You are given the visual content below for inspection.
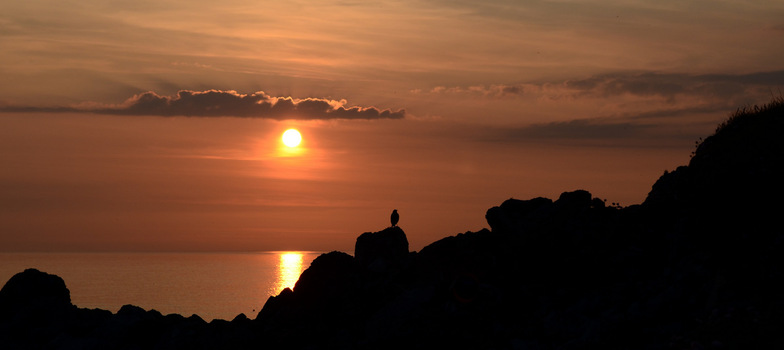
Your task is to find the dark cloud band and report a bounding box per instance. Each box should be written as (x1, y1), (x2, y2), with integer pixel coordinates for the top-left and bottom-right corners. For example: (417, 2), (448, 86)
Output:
(1, 90), (406, 120)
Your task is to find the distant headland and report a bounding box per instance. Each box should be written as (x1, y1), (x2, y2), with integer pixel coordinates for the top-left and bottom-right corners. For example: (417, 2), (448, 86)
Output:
(2, 98), (783, 348)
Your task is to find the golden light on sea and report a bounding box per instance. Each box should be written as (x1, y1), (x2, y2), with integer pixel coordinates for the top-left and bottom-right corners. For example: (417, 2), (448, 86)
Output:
(274, 252), (304, 293)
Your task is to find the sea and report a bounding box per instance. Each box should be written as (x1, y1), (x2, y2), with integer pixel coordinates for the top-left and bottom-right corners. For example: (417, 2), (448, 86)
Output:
(0, 251), (325, 322)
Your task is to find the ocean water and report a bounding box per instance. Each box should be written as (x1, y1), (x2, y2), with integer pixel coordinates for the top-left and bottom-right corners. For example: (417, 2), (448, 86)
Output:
(0, 252), (325, 321)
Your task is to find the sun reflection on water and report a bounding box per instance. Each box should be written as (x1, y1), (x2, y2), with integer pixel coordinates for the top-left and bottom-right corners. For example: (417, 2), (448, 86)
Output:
(273, 252), (304, 294)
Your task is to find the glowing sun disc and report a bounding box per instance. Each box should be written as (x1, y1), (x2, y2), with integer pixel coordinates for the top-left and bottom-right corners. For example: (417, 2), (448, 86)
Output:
(282, 129), (302, 147)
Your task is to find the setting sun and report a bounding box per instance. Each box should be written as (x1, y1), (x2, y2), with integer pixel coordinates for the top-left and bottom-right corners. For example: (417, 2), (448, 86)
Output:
(282, 129), (302, 147)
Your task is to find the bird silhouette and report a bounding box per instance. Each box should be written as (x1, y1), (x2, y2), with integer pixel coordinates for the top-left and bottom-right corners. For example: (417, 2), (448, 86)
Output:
(390, 209), (399, 227)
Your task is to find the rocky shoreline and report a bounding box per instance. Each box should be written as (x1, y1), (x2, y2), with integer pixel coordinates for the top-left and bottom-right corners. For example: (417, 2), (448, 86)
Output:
(2, 99), (783, 349)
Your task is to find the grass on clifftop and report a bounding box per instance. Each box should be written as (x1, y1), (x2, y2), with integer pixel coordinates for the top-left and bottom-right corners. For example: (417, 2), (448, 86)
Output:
(716, 95), (784, 134)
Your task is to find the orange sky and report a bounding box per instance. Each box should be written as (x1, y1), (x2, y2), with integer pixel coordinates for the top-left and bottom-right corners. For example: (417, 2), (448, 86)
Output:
(1, 0), (783, 252)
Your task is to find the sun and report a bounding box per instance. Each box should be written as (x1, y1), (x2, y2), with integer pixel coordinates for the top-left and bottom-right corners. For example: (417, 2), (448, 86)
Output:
(281, 129), (302, 147)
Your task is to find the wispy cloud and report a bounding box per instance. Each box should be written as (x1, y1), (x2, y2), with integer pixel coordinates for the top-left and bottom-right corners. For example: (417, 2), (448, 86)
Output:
(502, 119), (651, 140)
(412, 70), (783, 127)
(421, 71), (784, 101)
(443, 70), (784, 145)
(0, 90), (406, 120)
(564, 71), (784, 100)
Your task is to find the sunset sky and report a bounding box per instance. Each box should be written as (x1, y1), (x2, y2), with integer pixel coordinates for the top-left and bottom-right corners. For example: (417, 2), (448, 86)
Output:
(1, 0), (783, 252)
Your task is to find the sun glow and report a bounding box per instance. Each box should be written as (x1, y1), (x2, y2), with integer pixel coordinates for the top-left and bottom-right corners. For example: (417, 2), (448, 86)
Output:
(282, 129), (302, 147)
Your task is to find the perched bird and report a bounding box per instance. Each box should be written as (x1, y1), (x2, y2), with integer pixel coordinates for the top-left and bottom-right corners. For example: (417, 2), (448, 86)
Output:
(391, 209), (399, 227)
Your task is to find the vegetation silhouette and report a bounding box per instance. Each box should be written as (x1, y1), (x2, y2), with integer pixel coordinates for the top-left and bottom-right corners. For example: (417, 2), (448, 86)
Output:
(1, 98), (783, 349)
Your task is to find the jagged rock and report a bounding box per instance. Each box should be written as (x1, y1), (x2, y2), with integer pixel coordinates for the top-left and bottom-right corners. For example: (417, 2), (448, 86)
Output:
(555, 189), (592, 209)
(258, 252), (361, 330)
(643, 165), (690, 211)
(293, 251), (358, 303)
(645, 98), (784, 213)
(231, 313), (249, 323)
(0, 267), (76, 341)
(354, 226), (409, 267)
(485, 197), (553, 232)
(0, 269), (76, 348)
(254, 251), (365, 348)
(486, 190), (607, 235)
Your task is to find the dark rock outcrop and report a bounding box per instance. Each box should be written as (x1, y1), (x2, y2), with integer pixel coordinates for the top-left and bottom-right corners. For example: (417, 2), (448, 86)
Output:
(259, 251), (361, 323)
(644, 98), (784, 216)
(355, 226), (409, 268)
(485, 196), (553, 232)
(0, 268), (72, 317)
(0, 269), (78, 349)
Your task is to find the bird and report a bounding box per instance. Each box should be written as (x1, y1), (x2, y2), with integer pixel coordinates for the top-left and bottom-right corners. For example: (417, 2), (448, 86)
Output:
(390, 209), (399, 227)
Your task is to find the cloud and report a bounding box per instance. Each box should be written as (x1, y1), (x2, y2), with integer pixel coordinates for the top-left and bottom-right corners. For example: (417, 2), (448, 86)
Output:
(421, 70), (784, 101)
(768, 24), (784, 32)
(0, 90), (406, 120)
(562, 71), (784, 100)
(618, 104), (731, 120)
(502, 119), (652, 141)
(424, 84), (535, 98)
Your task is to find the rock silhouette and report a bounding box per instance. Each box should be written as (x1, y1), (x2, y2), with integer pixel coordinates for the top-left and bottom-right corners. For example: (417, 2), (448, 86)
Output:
(2, 98), (783, 348)
(354, 226), (409, 267)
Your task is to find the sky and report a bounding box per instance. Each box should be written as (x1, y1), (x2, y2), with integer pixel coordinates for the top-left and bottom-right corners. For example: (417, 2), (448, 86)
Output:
(1, 0), (783, 252)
